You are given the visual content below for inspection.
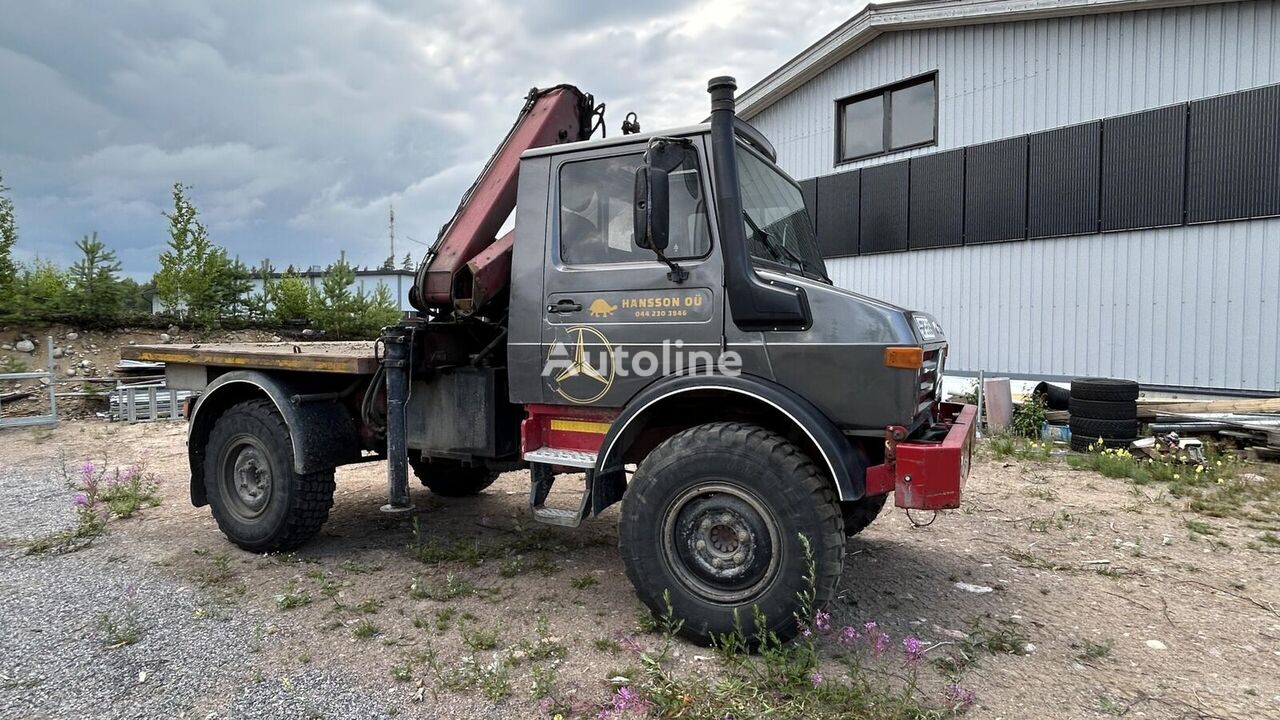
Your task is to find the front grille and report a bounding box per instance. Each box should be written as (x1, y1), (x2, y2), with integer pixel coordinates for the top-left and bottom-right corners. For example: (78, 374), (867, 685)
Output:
(917, 347), (943, 416)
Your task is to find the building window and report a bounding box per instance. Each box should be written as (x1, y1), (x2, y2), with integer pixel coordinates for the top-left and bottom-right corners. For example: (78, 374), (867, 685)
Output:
(837, 73), (937, 162)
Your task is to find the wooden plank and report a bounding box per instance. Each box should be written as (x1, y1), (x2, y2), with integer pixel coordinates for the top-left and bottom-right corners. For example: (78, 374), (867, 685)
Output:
(121, 342), (378, 375)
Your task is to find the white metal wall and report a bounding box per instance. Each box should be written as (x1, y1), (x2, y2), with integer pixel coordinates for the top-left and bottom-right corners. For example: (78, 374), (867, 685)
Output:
(750, 1), (1280, 391)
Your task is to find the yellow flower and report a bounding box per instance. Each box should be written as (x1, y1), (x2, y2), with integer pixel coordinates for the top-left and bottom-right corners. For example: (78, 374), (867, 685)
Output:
(1173, 474), (1180, 480)
(1195, 466), (1203, 473)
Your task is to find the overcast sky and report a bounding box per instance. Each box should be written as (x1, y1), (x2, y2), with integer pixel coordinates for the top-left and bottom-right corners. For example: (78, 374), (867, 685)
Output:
(0, 1), (863, 278)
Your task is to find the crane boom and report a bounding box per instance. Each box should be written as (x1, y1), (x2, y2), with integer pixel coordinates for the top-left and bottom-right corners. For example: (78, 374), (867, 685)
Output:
(412, 85), (596, 313)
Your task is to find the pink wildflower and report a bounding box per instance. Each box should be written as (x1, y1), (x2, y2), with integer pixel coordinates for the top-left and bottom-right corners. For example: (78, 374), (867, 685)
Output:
(838, 626), (858, 644)
(903, 636), (924, 666)
(809, 671), (824, 687)
(72, 492), (89, 508)
(944, 684), (976, 710)
(814, 610), (831, 632)
(870, 631), (891, 657)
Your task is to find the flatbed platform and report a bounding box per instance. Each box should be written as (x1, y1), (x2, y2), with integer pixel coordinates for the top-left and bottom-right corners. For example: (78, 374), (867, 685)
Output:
(121, 341), (379, 375)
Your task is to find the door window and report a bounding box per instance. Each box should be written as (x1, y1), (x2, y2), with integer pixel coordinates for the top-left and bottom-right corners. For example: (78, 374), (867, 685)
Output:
(558, 152), (710, 264)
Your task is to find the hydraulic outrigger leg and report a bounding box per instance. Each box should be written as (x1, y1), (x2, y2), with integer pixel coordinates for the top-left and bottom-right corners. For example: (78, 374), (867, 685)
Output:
(380, 324), (415, 514)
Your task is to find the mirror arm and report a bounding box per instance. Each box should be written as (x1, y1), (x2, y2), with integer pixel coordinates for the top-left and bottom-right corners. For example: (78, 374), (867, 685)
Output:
(653, 247), (688, 283)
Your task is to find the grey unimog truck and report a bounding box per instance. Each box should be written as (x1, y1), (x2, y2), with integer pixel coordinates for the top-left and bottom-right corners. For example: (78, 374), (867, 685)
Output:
(125, 77), (975, 644)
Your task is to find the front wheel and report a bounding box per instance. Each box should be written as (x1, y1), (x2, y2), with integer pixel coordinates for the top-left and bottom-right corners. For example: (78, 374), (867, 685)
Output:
(619, 422), (845, 645)
(409, 457), (499, 497)
(203, 399), (335, 552)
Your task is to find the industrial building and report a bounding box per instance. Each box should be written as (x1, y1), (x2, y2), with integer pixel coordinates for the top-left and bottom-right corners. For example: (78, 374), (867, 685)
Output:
(738, 0), (1280, 393)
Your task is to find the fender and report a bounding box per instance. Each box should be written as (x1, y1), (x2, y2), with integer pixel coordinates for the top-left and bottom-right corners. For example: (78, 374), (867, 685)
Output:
(591, 372), (865, 512)
(186, 370), (361, 506)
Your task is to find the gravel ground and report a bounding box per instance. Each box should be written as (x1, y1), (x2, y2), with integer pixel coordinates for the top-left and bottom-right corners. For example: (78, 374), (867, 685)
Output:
(2, 420), (1278, 719)
(0, 455), (398, 720)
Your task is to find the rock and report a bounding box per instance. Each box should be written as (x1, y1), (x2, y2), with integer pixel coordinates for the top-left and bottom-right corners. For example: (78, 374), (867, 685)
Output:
(168, 325), (179, 334)
(80, 360), (92, 369)
(954, 582), (994, 594)
(14, 340), (35, 353)
(271, 336), (282, 342)
(1, 344), (11, 351)
(302, 328), (316, 337)
(66, 332), (79, 340)
(128, 340), (136, 345)
(160, 333), (172, 343)
(52, 347), (64, 359)
(65, 368), (77, 377)
(1145, 639), (1168, 651)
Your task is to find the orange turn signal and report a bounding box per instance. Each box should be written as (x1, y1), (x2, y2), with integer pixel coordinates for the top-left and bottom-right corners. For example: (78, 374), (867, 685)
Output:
(884, 346), (924, 370)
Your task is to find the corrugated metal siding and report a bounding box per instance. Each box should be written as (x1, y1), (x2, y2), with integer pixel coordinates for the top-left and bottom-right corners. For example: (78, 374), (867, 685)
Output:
(826, 218), (1280, 392)
(752, 1), (1280, 180)
(752, 0), (1279, 390)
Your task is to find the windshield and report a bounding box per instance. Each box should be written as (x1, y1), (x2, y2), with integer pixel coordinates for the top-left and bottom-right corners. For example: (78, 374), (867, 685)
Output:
(736, 144), (829, 281)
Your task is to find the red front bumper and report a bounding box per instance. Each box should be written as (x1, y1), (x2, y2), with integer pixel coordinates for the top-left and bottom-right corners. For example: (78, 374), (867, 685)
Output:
(864, 402), (976, 510)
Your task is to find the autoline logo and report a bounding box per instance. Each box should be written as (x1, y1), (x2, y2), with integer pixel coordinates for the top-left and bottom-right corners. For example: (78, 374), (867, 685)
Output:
(543, 328), (742, 404)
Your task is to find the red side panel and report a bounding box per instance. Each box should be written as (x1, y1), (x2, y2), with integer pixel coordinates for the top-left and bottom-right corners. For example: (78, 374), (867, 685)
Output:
(419, 87), (591, 308)
(521, 404), (618, 455)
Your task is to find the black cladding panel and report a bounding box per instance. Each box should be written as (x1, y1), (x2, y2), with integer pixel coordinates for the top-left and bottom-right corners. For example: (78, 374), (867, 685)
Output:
(908, 149), (964, 249)
(1028, 122), (1100, 238)
(799, 178), (817, 225)
(1101, 105), (1186, 230)
(1187, 83), (1280, 223)
(964, 137), (1027, 244)
(814, 170), (860, 257)
(859, 161), (910, 254)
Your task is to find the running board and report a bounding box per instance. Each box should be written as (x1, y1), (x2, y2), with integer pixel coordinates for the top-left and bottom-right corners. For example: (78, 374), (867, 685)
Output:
(527, 458), (593, 528)
(522, 447), (597, 469)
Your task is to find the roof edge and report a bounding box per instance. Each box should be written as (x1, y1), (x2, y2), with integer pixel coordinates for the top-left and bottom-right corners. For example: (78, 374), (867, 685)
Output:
(737, 0), (1224, 120)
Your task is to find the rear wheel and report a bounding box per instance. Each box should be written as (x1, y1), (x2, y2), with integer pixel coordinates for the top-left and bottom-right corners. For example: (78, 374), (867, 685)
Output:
(204, 399), (335, 552)
(619, 422), (844, 645)
(409, 457), (499, 497)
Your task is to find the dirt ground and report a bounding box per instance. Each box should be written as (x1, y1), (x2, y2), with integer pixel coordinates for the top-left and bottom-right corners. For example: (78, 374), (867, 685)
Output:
(2, 419), (1278, 719)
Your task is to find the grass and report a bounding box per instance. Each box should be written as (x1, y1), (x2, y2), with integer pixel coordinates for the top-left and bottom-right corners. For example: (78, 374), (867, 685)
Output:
(410, 572), (478, 602)
(275, 580), (312, 610)
(988, 434), (1052, 462)
(352, 618), (380, 640)
(931, 617), (1031, 677)
(97, 591), (143, 648)
(570, 574), (599, 590)
(26, 507), (106, 555)
(1184, 519), (1218, 536)
(1078, 638), (1114, 660)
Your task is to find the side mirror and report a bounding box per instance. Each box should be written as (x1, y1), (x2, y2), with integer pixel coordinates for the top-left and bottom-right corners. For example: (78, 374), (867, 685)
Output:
(633, 164), (669, 252)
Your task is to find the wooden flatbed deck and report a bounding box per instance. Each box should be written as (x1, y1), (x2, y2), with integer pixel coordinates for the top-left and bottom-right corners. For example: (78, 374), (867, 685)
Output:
(121, 342), (379, 375)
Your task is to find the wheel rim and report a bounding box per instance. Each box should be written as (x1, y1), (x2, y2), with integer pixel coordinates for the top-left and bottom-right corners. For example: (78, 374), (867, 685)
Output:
(661, 482), (780, 604)
(219, 434), (274, 521)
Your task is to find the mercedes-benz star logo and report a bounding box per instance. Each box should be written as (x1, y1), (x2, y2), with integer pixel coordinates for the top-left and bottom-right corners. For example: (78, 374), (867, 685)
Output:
(549, 326), (614, 404)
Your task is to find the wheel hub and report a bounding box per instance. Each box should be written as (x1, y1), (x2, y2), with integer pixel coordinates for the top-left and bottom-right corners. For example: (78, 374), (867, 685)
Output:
(222, 437), (274, 519)
(664, 483), (779, 603)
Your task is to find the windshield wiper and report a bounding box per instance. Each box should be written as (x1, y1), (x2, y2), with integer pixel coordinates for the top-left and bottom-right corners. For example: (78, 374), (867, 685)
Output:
(743, 211), (808, 272)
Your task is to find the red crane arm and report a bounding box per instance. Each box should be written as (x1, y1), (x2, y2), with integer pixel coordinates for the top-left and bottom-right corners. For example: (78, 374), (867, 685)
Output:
(412, 85), (596, 312)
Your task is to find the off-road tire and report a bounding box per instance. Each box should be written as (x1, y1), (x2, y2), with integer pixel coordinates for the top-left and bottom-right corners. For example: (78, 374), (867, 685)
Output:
(1070, 378), (1139, 402)
(619, 422), (845, 646)
(1068, 398), (1137, 421)
(1070, 433), (1136, 453)
(204, 399), (335, 552)
(409, 458), (499, 497)
(1069, 417), (1140, 439)
(841, 494), (889, 537)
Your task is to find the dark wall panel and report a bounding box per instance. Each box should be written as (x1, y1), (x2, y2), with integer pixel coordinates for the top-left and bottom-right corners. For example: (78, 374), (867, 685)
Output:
(814, 170), (860, 257)
(859, 161), (910, 253)
(964, 137), (1027, 244)
(1187, 84), (1280, 223)
(1101, 105), (1186, 230)
(908, 149), (964, 249)
(1028, 122), (1100, 238)
(799, 178), (817, 224)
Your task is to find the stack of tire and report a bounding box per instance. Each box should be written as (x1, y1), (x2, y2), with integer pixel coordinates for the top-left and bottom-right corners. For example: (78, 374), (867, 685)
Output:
(1069, 378), (1140, 452)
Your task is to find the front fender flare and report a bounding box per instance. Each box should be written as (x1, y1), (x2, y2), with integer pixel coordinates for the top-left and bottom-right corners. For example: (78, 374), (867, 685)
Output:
(592, 372), (865, 510)
(186, 370), (361, 506)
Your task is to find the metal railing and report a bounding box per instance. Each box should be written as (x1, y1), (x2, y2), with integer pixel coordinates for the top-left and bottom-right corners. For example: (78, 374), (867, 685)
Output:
(0, 336), (58, 429)
(110, 380), (190, 423)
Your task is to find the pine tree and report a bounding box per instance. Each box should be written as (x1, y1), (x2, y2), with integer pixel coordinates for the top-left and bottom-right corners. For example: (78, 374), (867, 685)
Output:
(67, 232), (123, 320)
(154, 183), (201, 314)
(402, 252), (414, 271)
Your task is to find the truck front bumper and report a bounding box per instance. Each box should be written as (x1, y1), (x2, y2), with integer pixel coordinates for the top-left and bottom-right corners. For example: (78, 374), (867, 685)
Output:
(864, 402), (976, 510)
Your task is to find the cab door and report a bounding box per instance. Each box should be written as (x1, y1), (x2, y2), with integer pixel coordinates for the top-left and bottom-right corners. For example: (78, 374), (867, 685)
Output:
(539, 138), (724, 408)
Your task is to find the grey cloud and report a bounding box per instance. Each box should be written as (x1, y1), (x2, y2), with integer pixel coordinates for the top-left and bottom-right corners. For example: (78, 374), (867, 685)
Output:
(0, 0), (864, 275)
